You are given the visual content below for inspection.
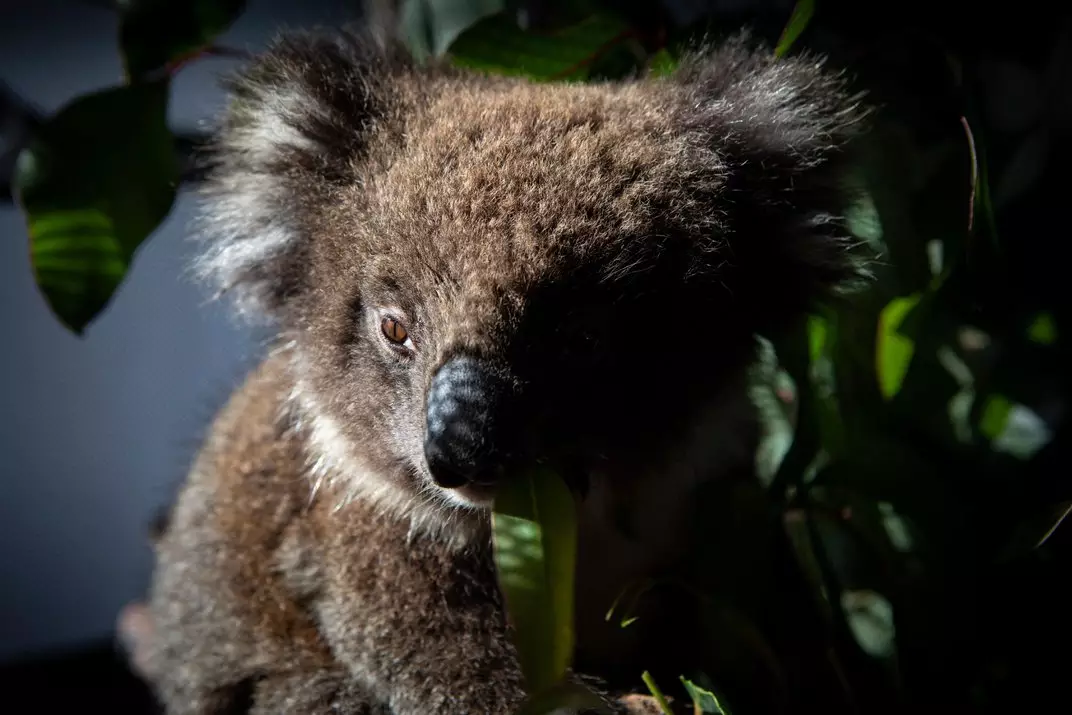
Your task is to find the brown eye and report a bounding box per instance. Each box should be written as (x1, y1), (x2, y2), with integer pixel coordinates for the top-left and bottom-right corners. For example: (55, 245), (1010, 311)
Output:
(381, 316), (409, 345)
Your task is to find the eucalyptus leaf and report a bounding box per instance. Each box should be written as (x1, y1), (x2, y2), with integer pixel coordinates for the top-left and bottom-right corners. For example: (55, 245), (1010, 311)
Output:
(774, 0), (815, 58)
(13, 79), (178, 334)
(448, 13), (632, 81)
(1026, 312), (1057, 345)
(875, 294), (922, 400)
(680, 676), (730, 714)
(492, 466), (579, 695)
(119, 0), (246, 79)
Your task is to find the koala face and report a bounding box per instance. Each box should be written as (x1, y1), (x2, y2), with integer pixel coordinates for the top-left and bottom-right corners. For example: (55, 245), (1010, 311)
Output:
(195, 30), (869, 525)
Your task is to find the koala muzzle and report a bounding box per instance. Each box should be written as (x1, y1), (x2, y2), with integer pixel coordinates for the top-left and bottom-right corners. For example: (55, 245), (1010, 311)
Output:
(424, 356), (511, 489)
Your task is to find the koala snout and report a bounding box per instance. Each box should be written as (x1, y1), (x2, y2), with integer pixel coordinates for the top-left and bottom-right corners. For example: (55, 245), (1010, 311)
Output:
(424, 356), (511, 489)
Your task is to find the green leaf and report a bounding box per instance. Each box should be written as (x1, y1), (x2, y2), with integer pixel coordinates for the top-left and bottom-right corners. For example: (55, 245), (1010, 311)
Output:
(648, 48), (678, 77)
(978, 394), (1012, 440)
(680, 676), (730, 714)
(1026, 312), (1057, 345)
(492, 466), (578, 695)
(875, 294), (922, 400)
(774, 0), (815, 58)
(13, 80), (179, 334)
(399, 0), (504, 61)
(119, 0), (246, 79)
(447, 13), (632, 81)
(514, 680), (611, 715)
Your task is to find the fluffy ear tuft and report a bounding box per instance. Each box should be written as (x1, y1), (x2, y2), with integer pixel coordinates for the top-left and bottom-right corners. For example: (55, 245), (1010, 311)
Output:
(671, 33), (874, 330)
(192, 28), (413, 321)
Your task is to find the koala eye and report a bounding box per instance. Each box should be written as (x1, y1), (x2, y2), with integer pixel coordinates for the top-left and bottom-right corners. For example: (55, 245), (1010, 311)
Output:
(381, 316), (412, 348)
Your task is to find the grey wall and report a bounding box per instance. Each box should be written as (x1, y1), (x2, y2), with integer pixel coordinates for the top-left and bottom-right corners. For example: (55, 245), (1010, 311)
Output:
(0, 0), (360, 662)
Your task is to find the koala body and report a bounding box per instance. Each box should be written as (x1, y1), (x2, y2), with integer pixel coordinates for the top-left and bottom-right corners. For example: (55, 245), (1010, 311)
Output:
(145, 27), (868, 715)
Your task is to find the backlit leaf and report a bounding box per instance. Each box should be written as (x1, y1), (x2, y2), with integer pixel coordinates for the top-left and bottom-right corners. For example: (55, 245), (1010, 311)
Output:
(680, 676), (730, 714)
(876, 294), (922, 400)
(492, 466), (578, 695)
(13, 79), (178, 334)
(774, 0), (815, 58)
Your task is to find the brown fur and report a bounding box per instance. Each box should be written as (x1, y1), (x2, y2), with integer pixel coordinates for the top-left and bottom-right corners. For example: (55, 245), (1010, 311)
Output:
(145, 26), (870, 715)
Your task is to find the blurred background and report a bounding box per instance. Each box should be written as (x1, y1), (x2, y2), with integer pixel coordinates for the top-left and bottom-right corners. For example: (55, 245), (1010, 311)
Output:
(1, 0), (1068, 713)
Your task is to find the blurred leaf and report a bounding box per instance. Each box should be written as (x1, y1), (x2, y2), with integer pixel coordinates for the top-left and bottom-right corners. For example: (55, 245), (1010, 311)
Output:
(841, 590), (896, 659)
(680, 676), (730, 714)
(648, 48), (678, 76)
(514, 679), (610, 715)
(877, 502), (914, 552)
(119, 0), (246, 78)
(399, 0), (504, 61)
(844, 186), (883, 250)
(876, 294), (922, 401)
(978, 394), (1013, 440)
(774, 0), (814, 58)
(988, 402), (1053, 460)
(13, 79), (178, 334)
(1027, 312), (1057, 345)
(492, 466), (578, 695)
(448, 13), (632, 81)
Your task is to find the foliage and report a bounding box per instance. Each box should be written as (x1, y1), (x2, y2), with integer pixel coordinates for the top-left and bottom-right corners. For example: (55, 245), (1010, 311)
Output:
(14, 1), (1070, 714)
(12, 0), (246, 333)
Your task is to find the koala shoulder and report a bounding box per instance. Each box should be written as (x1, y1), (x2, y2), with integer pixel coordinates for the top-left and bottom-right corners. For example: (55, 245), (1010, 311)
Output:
(146, 355), (341, 708)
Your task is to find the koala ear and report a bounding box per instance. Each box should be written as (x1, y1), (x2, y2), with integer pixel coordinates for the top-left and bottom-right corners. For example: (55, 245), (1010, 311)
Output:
(193, 28), (413, 321)
(670, 34), (873, 331)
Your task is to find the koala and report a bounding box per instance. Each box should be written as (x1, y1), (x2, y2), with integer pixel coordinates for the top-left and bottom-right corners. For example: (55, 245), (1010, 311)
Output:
(139, 25), (869, 715)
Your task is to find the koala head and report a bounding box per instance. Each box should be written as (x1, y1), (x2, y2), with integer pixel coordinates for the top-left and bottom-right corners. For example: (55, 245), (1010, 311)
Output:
(195, 28), (869, 533)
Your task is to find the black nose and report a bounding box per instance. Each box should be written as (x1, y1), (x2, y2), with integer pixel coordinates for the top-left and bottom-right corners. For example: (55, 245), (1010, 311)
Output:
(424, 356), (509, 488)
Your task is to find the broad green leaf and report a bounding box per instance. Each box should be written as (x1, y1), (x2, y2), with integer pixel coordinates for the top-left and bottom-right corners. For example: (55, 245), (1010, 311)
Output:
(13, 79), (178, 334)
(119, 0), (246, 79)
(492, 466), (578, 695)
(448, 14), (632, 81)
(680, 676), (730, 714)
(1027, 312), (1057, 345)
(774, 0), (815, 58)
(514, 680), (610, 715)
(875, 294), (922, 400)
(399, 0), (504, 61)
